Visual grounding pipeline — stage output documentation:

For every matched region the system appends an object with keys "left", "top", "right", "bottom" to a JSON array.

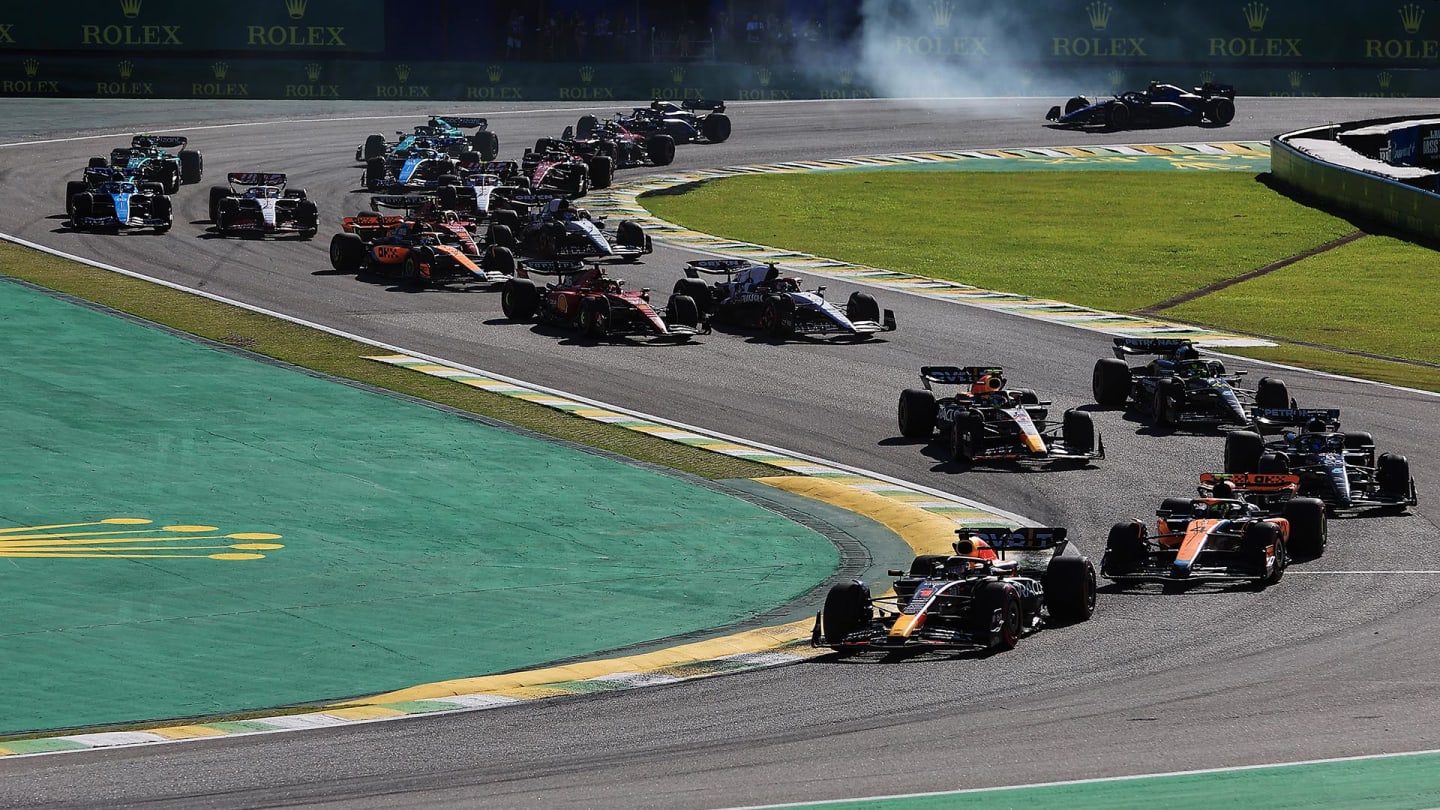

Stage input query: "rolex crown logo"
[
  {"left": 304, "top": 62, "right": 322, "bottom": 81},
  {"left": 211, "top": 61, "right": 228, "bottom": 80},
  {"left": 1400, "top": 3, "right": 1425, "bottom": 34},
  {"left": 285, "top": 0, "right": 307, "bottom": 19},
  {"left": 23, "top": 58, "right": 39, "bottom": 78},
  {"left": 487, "top": 64, "right": 503, "bottom": 83},
  {"left": 1108, "top": 68, "right": 1124, "bottom": 88},
  {"left": 671, "top": 66, "right": 686, "bottom": 84},
  {"left": 1378, "top": 71, "right": 1393, "bottom": 89},
  {"left": 1243, "top": 2, "right": 1268, "bottom": 32},
  {"left": 579, "top": 65, "right": 594, "bottom": 84},
  {"left": 839, "top": 69, "right": 853, "bottom": 86},
  {"left": 932, "top": 0, "right": 954, "bottom": 30},
  {"left": 1086, "top": 1, "right": 1111, "bottom": 31},
  {"left": 1288, "top": 70, "right": 1303, "bottom": 89},
  {"left": 757, "top": 68, "right": 771, "bottom": 86},
  {"left": 395, "top": 63, "right": 410, "bottom": 83},
  {"left": 118, "top": 59, "right": 134, "bottom": 79},
  {"left": 1199, "top": 69, "right": 1216, "bottom": 84},
  {"left": 120, "top": 0, "right": 142, "bottom": 18}
]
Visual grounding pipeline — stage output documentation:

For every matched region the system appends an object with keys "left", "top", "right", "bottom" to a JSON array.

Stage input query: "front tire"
[
  {"left": 822, "top": 581, "right": 871, "bottom": 647},
  {"left": 501, "top": 278, "right": 539, "bottom": 320},
  {"left": 897, "top": 388, "right": 938, "bottom": 439}
]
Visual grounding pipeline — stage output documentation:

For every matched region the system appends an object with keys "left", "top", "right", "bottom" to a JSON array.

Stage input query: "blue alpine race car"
[
  {"left": 1046, "top": 82, "right": 1235, "bottom": 131},
  {"left": 68, "top": 171, "right": 173, "bottom": 232}
]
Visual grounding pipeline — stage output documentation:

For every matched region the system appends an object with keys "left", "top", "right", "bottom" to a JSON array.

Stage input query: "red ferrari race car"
[{"left": 499, "top": 261, "right": 705, "bottom": 341}]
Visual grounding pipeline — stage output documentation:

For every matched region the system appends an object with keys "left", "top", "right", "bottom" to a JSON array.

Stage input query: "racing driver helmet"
[{"left": 1211, "top": 479, "right": 1236, "bottom": 499}]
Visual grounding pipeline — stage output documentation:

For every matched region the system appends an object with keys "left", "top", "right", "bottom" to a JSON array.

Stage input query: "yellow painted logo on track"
[{"left": 0, "top": 518, "right": 283, "bottom": 560}]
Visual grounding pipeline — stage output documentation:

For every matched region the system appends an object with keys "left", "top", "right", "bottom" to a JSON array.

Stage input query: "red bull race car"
[
  {"left": 898, "top": 366, "right": 1102, "bottom": 465},
  {"left": 814, "top": 528, "right": 1096, "bottom": 656}
]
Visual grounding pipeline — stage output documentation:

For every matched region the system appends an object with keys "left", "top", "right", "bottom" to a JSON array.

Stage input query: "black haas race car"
[
  {"left": 500, "top": 261, "right": 704, "bottom": 342},
  {"left": 107, "top": 134, "right": 203, "bottom": 194},
  {"left": 207, "top": 173, "right": 318, "bottom": 238},
  {"left": 898, "top": 366, "right": 1102, "bottom": 466},
  {"left": 672, "top": 260, "right": 896, "bottom": 340},
  {"left": 561, "top": 117, "right": 676, "bottom": 170},
  {"left": 1092, "top": 337, "right": 1292, "bottom": 429},
  {"left": 1223, "top": 408, "right": 1418, "bottom": 515},
  {"left": 1046, "top": 81, "right": 1236, "bottom": 130},
  {"left": 521, "top": 139, "right": 611, "bottom": 197},
  {"left": 814, "top": 527, "right": 1096, "bottom": 656},
  {"left": 1101, "top": 488, "right": 1327, "bottom": 589}
]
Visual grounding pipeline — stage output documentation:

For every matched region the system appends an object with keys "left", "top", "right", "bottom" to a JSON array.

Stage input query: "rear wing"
[
  {"left": 1199, "top": 471, "right": 1302, "bottom": 493},
  {"left": 683, "top": 259, "right": 752, "bottom": 278},
  {"left": 83, "top": 166, "right": 125, "bottom": 181},
  {"left": 480, "top": 160, "right": 521, "bottom": 179},
  {"left": 431, "top": 115, "right": 489, "bottom": 130},
  {"left": 227, "top": 172, "right": 286, "bottom": 188},
  {"left": 369, "top": 195, "right": 430, "bottom": 213},
  {"left": 132, "top": 134, "right": 187, "bottom": 149},
  {"left": 1111, "top": 337, "right": 1193, "bottom": 359},
  {"left": 919, "top": 366, "right": 1003, "bottom": 387},
  {"left": 1196, "top": 82, "right": 1235, "bottom": 99},
  {"left": 957, "top": 527, "right": 1069, "bottom": 553},
  {"left": 681, "top": 98, "right": 726, "bottom": 112},
  {"left": 1251, "top": 407, "right": 1341, "bottom": 432},
  {"left": 515, "top": 259, "right": 587, "bottom": 279}
]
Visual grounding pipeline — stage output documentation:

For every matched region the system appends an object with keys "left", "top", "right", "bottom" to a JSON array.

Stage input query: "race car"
[
  {"left": 1223, "top": 408, "right": 1418, "bottom": 514},
  {"left": 1046, "top": 81, "right": 1236, "bottom": 130},
  {"left": 68, "top": 174, "right": 173, "bottom": 232},
  {"left": 65, "top": 162, "right": 134, "bottom": 216},
  {"left": 363, "top": 145, "right": 465, "bottom": 192},
  {"left": 488, "top": 195, "right": 651, "bottom": 262},
  {"left": 435, "top": 162, "right": 527, "bottom": 220},
  {"left": 357, "top": 115, "right": 499, "bottom": 163},
  {"left": 328, "top": 196, "right": 517, "bottom": 288},
  {"left": 1101, "top": 489, "right": 1327, "bottom": 588},
  {"left": 521, "top": 139, "right": 611, "bottom": 196},
  {"left": 499, "top": 261, "right": 705, "bottom": 342},
  {"left": 1092, "top": 337, "right": 1292, "bottom": 428},
  {"left": 560, "top": 118, "right": 676, "bottom": 170},
  {"left": 577, "top": 99, "right": 731, "bottom": 145},
  {"left": 671, "top": 259, "right": 896, "bottom": 340},
  {"left": 898, "top": 366, "right": 1102, "bottom": 465},
  {"left": 206, "top": 173, "right": 318, "bottom": 238},
  {"left": 108, "top": 134, "right": 203, "bottom": 193},
  {"left": 813, "top": 527, "right": 1096, "bottom": 656}
]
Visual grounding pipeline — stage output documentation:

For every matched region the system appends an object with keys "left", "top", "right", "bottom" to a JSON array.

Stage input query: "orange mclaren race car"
[
  {"left": 328, "top": 196, "right": 516, "bottom": 288},
  {"left": 1101, "top": 489, "right": 1327, "bottom": 589},
  {"left": 813, "top": 528, "right": 1095, "bottom": 656}
]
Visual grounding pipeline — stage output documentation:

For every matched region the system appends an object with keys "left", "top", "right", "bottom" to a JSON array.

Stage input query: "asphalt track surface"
[{"left": 1, "top": 97, "right": 1438, "bottom": 809}]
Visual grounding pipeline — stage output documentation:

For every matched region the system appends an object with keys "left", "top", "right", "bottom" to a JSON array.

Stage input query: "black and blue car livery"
[
  {"left": 1046, "top": 82, "right": 1236, "bottom": 131},
  {"left": 67, "top": 170, "right": 173, "bottom": 232}
]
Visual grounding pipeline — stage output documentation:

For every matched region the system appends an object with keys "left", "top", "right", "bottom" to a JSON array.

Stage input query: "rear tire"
[
  {"left": 672, "top": 278, "right": 712, "bottom": 313},
  {"left": 179, "top": 151, "right": 203, "bottom": 184},
  {"left": 587, "top": 155, "right": 614, "bottom": 189},
  {"left": 208, "top": 185, "right": 231, "bottom": 222},
  {"left": 616, "top": 220, "right": 646, "bottom": 249},
  {"left": 701, "top": 113, "right": 732, "bottom": 143},
  {"left": 1092, "top": 358, "right": 1131, "bottom": 407},
  {"left": 897, "top": 388, "right": 938, "bottom": 439},
  {"left": 1224, "top": 430, "right": 1264, "bottom": 473},
  {"left": 328, "top": 233, "right": 365, "bottom": 272},
  {"left": 1255, "top": 377, "right": 1292, "bottom": 410},
  {"left": 1043, "top": 556, "right": 1096, "bottom": 623}
]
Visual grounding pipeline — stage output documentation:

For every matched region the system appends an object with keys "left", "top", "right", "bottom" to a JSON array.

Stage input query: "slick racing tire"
[
  {"left": 1102, "top": 520, "right": 1147, "bottom": 583},
  {"left": 487, "top": 224, "right": 516, "bottom": 250},
  {"left": 1257, "top": 452, "right": 1290, "bottom": 474},
  {"left": 1152, "top": 378, "right": 1182, "bottom": 428},
  {"left": 1206, "top": 97, "right": 1236, "bottom": 125},
  {"left": 473, "top": 130, "right": 500, "bottom": 162},
  {"left": 616, "top": 220, "right": 647, "bottom": 249},
  {"left": 1282, "top": 497, "right": 1327, "bottom": 559},
  {"left": 366, "top": 157, "right": 387, "bottom": 190},
  {"left": 949, "top": 416, "right": 984, "bottom": 463},
  {"left": 822, "top": 581, "right": 871, "bottom": 648},
  {"left": 1061, "top": 409, "right": 1096, "bottom": 455},
  {"left": 1242, "top": 522, "right": 1285, "bottom": 587},
  {"left": 576, "top": 115, "right": 600, "bottom": 139},
  {"left": 1064, "top": 95, "right": 1090, "bottom": 116},
  {"left": 971, "top": 582, "right": 1022, "bottom": 652},
  {"left": 1255, "top": 377, "right": 1292, "bottom": 410},
  {"left": 667, "top": 294, "right": 701, "bottom": 338},
  {"left": 1378, "top": 453, "right": 1413, "bottom": 500},
  {"left": 493, "top": 208, "right": 522, "bottom": 231},
  {"left": 501, "top": 278, "right": 539, "bottom": 320},
  {"left": 482, "top": 245, "right": 517, "bottom": 278},
  {"left": 328, "top": 232, "right": 366, "bottom": 273},
  {"left": 362, "top": 134, "right": 387, "bottom": 161},
  {"left": 701, "top": 113, "right": 732, "bottom": 143},
  {"left": 65, "top": 181, "right": 87, "bottom": 216},
  {"left": 587, "top": 155, "right": 614, "bottom": 189},
  {"left": 760, "top": 297, "right": 793, "bottom": 339},
  {"left": 1105, "top": 100, "right": 1130, "bottom": 130},
  {"left": 646, "top": 134, "right": 676, "bottom": 166},
  {"left": 1224, "top": 430, "right": 1264, "bottom": 473},
  {"left": 897, "top": 388, "right": 938, "bottom": 439},
  {"left": 579, "top": 296, "right": 611, "bottom": 338},
  {"left": 846, "top": 292, "right": 881, "bottom": 325},
  {"left": 1091, "top": 358, "right": 1131, "bottom": 407},
  {"left": 87, "top": 156, "right": 109, "bottom": 169},
  {"left": 1043, "top": 556, "right": 1097, "bottom": 623},
  {"left": 402, "top": 252, "right": 427, "bottom": 287},
  {"left": 179, "top": 150, "right": 203, "bottom": 184},
  {"left": 672, "top": 278, "right": 712, "bottom": 314},
  {"left": 70, "top": 195, "right": 94, "bottom": 229},
  {"left": 208, "top": 185, "right": 231, "bottom": 222},
  {"left": 437, "top": 185, "right": 460, "bottom": 210}
]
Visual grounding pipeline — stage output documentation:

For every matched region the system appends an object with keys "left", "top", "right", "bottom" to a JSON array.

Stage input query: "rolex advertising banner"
[{"left": 0, "top": 0, "right": 383, "bottom": 53}]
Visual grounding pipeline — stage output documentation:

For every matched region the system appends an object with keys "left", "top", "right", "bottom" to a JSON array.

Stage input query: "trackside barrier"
[{"left": 1272, "top": 119, "right": 1440, "bottom": 243}]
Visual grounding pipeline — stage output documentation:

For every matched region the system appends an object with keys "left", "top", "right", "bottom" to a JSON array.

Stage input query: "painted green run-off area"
[
  {"left": 753, "top": 751, "right": 1440, "bottom": 809},
  {"left": 0, "top": 280, "right": 836, "bottom": 734}
]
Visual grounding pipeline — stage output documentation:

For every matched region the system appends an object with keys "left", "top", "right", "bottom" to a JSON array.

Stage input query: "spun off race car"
[
  {"left": 577, "top": 99, "right": 731, "bottom": 145},
  {"left": 1046, "top": 81, "right": 1236, "bottom": 130},
  {"left": 499, "top": 261, "right": 704, "bottom": 342},
  {"left": 357, "top": 115, "right": 499, "bottom": 163},
  {"left": 206, "top": 173, "right": 318, "bottom": 238},
  {"left": 107, "top": 134, "right": 203, "bottom": 193},
  {"left": 329, "top": 196, "right": 517, "bottom": 288},
  {"left": 898, "top": 366, "right": 1102, "bottom": 465},
  {"left": 814, "top": 528, "right": 1095, "bottom": 656},
  {"left": 672, "top": 260, "right": 895, "bottom": 340},
  {"left": 1101, "top": 488, "right": 1327, "bottom": 588},
  {"left": 1092, "top": 338, "right": 1292, "bottom": 429},
  {"left": 68, "top": 173, "right": 173, "bottom": 233},
  {"left": 1223, "top": 408, "right": 1418, "bottom": 514}
]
